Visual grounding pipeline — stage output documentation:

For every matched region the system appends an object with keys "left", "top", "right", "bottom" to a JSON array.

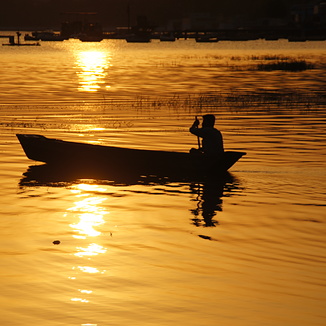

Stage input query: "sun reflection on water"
[
  {"left": 75, "top": 243, "right": 107, "bottom": 257},
  {"left": 76, "top": 266, "right": 104, "bottom": 274},
  {"left": 71, "top": 297, "right": 89, "bottom": 303},
  {"left": 75, "top": 50, "right": 111, "bottom": 92},
  {"left": 68, "top": 184, "right": 108, "bottom": 239},
  {"left": 65, "top": 183, "right": 109, "bottom": 304}
]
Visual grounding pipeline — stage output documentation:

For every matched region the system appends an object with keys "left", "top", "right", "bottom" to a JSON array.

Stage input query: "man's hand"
[{"left": 193, "top": 116, "right": 200, "bottom": 127}]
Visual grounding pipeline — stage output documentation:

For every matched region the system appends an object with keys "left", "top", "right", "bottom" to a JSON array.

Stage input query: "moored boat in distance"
[
  {"left": 159, "top": 33, "right": 176, "bottom": 42},
  {"left": 125, "top": 32, "right": 151, "bottom": 43},
  {"left": 24, "top": 30, "right": 65, "bottom": 41},
  {"left": 17, "top": 134, "right": 246, "bottom": 179},
  {"left": 78, "top": 34, "right": 104, "bottom": 42}
]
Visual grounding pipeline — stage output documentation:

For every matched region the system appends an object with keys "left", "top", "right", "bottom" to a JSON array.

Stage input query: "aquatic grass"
[
  {"left": 250, "top": 55, "right": 291, "bottom": 61},
  {"left": 3, "top": 91, "right": 324, "bottom": 133},
  {"left": 256, "top": 59, "right": 314, "bottom": 72},
  {"left": 100, "top": 91, "right": 325, "bottom": 113},
  {"left": 228, "top": 55, "right": 314, "bottom": 72},
  {"left": 230, "top": 55, "right": 290, "bottom": 61},
  {"left": 151, "top": 54, "right": 314, "bottom": 72}
]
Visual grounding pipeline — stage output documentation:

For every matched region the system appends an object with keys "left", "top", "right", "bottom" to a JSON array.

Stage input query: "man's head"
[{"left": 202, "top": 114, "right": 215, "bottom": 128}]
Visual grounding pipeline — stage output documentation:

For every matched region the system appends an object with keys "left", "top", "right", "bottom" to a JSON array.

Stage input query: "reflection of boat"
[
  {"left": 20, "top": 156, "right": 239, "bottom": 187},
  {"left": 19, "top": 163, "right": 238, "bottom": 190},
  {"left": 19, "top": 163, "right": 243, "bottom": 233},
  {"left": 19, "top": 159, "right": 240, "bottom": 189},
  {"left": 17, "top": 134, "right": 246, "bottom": 178}
]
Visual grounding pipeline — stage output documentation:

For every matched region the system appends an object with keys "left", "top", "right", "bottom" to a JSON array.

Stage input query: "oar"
[{"left": 195, "top": 116, "right": 201, "bottom": 149}]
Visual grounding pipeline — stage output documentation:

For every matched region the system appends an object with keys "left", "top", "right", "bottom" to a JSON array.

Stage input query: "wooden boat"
[{"left": 17, "top": 134, "right": 246, "bottom": 178}]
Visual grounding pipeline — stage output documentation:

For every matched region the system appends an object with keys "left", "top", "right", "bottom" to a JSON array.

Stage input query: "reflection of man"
[
  {"left": 190, "top": 181, "right": 224, "bottom": 227},
  {"left": 190, "top": 114, "right": 224, "bottom": 156}
]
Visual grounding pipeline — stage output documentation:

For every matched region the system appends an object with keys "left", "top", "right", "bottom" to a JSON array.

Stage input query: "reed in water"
[{"left": 100, "top": 91, "right": 325, "bottom": 112}]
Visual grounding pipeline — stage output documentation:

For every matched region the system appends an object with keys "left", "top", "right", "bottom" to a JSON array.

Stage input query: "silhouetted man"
[{"left": 190, "top": 114, "right": 224, "bottom": 156}]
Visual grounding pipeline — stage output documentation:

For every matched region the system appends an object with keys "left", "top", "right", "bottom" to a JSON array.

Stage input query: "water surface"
[
  {"left": 0, "top": 35, "right": 325, "bottom": 104},
  {"left": 0, "top": 38, "right": 325, "bottom": 326}
]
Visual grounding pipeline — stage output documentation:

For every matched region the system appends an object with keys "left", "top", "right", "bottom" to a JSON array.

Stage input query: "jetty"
[{"left": 1, "top": 32, "right": 40, "bottom": 46}]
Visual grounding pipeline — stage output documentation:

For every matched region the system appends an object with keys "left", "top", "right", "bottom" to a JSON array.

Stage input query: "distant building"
[
  {"left": 61, "top": 12, "right": 103, "bottom": 39},
  {"left": 181, "top": 12, "right": 219, "bottom": 31},
  {"left": 291, "top": 1, "right": 326, "bottom": 28},
  {"left": 314, "top": 2, "right": 326, "bottom": 26}
]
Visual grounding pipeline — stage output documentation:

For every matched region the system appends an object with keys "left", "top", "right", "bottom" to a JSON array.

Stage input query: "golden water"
[{"left": 0, "top": 37, "right": 325, "bottom": 326}]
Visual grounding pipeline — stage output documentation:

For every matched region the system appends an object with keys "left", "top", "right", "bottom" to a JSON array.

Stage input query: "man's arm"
[{"left": 189, "top": 117, "right": 201, "bottom": 136}]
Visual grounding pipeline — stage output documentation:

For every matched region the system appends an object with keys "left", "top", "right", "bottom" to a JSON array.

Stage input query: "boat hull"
[{"left": 17, "top": 134, "right": 246, "bottom": 178}]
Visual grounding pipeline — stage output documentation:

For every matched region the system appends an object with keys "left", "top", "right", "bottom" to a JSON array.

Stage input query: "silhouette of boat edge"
[{"left": 17, "top": 134, "right": 246, "bottom": 180}]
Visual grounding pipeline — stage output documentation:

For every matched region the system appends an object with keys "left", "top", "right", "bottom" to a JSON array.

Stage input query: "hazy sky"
[{"left": 0, "top": 0, "right": 311, "bottom": 29}]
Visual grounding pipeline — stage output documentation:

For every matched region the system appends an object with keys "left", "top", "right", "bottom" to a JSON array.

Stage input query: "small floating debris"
[
  {"left": 53, "top": 240, "right": 61, "bottom": 245},
  {"left": 198, "top": 235, "right": 213, "bottom": 240}
]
